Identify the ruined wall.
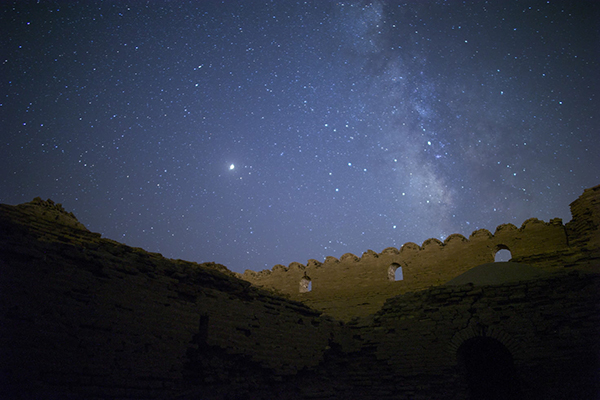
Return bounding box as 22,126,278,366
567,185,600,252
0,200,347,399
241,218,569,320
354,271,600,400
1,191,599,399
241,185,600,321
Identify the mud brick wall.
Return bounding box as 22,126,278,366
1,187,599,399
0,202,345,399
356,271,600,400
241,218,570,321
567,185,600,250
241,185,600,321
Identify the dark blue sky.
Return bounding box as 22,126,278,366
2,1,598,273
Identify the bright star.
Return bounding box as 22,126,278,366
229,164,235,170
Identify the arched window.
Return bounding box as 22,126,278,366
457,337,522,400
299,276,312,293
494,246,512,262
388,263,404,281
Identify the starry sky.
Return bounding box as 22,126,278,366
2,1,598,273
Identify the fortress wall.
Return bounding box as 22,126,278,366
241,218,571,320
568,185,600,248
359,271,600,399
0,203,344,398
1,188,599,399
197,288,345,372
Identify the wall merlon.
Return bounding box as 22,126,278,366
520,217,547,229
288,261,306,271
306,259,323,268
323,255,340,265
381,247,400,255
362,249,380,259
494,223,518,234
444,233,468,245
340,252,360,262
470,228,493,240
422,238,444,248
273,264,288,272
398,242,419,254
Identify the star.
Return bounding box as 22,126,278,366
0,1,597,273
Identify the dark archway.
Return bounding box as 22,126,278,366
457,336,522,400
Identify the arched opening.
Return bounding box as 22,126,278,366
299,276,312,293
457,336,522,400
494,246,512,262
387,263,403,281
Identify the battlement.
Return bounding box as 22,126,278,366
1,186,598,399
241,185,600,320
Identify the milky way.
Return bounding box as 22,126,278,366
2,1,598,273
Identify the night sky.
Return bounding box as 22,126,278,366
2,1,598,274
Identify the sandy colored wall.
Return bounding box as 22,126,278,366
241,185,600,320
0,202,346,399
1,190,599,400
241,218,570,320
357,271,600,399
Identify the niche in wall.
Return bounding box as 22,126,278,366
299,276,312,293
388,263,404,281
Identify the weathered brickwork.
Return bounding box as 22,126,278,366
0,200,348,399
241,186,599,321
360,271,600,399
1,185,598,399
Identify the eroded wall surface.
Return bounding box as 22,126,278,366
355,271,600,399
1,186,599,399
0,200,347,399
241,185,600,321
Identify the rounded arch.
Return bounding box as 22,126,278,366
299,275,312,293
387,263,404,281
448,325,522,359
457,336,523,399
494,244,512,262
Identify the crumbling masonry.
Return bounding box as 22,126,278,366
1,185,599,399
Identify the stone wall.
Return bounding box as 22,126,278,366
355,270,600,399
0,201,347,399
567,185,600,249
1,187,599,399
241,185,600,321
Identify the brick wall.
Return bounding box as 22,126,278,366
1,187,598,399
240,186,599,321
356,271,600,399
0,202,345,399
241,218,571,321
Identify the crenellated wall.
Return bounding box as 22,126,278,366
1,187,599,399
241,185,600,321
0,201,349,399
